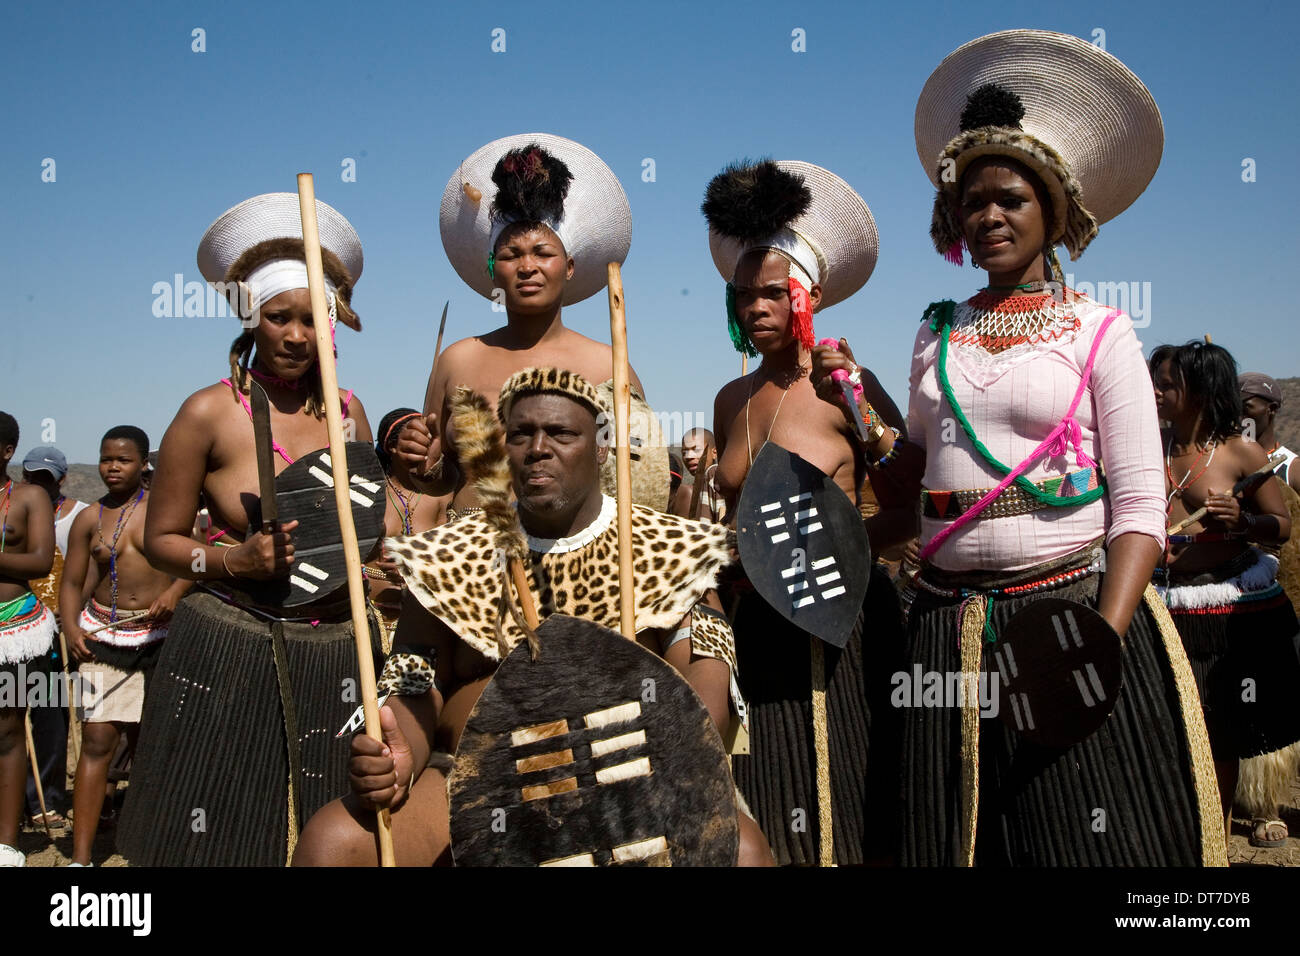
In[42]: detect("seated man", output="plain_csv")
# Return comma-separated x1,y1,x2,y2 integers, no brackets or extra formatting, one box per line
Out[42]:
296,368,770,866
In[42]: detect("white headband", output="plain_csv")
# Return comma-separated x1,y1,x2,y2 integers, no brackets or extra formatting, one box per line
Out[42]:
488,217,572,257
244,259,338,313
735,228,822,290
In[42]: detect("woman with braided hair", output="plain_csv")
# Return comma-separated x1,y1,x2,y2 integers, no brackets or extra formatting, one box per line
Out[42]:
118,192,390,866
813,30,1221,866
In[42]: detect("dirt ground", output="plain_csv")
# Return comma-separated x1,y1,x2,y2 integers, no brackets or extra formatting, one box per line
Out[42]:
14,769,1300,868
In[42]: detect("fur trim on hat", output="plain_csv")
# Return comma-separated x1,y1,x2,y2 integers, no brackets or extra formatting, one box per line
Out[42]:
222,237,361,331
930,127,1100,263
497,367,604,425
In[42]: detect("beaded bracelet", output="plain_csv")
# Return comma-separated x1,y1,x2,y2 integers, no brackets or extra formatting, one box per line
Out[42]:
867,428,903,470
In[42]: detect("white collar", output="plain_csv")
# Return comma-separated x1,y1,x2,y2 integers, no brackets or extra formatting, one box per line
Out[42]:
524,494,616,554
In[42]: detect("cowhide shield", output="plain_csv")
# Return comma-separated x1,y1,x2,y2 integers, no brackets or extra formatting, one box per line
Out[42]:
233,443,386,608
735,442,871,648
990,598,1124,749
449,614,739,867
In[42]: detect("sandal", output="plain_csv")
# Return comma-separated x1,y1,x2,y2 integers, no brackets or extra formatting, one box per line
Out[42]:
1249,818,1288,848
30,810,68,830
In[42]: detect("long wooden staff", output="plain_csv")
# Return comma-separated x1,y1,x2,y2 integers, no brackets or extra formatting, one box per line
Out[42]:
58,632,80,766
24,713,53,840
608,263,636,640
1167,451,1285,535
297,174,395,867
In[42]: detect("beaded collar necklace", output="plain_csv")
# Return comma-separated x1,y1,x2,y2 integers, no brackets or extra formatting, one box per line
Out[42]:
97,486,146,621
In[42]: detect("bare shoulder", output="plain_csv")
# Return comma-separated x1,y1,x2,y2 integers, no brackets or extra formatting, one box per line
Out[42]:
69,502,98,535
178,381,240,424
11,481,48,511
441,335,491,361
1226,435,1269,470
713,375,752,422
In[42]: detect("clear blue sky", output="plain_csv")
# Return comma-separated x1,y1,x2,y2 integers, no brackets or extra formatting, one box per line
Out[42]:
4,0,1297,464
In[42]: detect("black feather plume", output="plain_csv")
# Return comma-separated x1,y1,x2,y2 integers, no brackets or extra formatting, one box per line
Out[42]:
959,83,1025,131
701,160,811,241
490,144,573,225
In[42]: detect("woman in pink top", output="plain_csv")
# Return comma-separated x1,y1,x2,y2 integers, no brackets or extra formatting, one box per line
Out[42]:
814,31,1221,866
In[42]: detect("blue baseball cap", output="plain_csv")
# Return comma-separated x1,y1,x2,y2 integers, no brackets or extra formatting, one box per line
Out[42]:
22,446,67,479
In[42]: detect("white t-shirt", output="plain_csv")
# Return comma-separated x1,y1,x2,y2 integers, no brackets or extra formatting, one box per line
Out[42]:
1271,445,1297,485
54,500,89,556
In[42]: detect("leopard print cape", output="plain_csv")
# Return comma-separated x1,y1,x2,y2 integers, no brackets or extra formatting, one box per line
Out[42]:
386,496,745,720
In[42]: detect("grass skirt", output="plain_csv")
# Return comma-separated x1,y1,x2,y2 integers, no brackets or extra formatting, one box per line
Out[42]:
117,589,380,866
903,569,1210,866
727,565,905,866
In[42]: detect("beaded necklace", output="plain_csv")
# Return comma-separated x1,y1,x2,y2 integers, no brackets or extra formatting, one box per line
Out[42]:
0,480,11,552
947,284,1083,352
97,487,145,621
924,299,1109,510
1164,436,1216,510
249,366,302,391
385,478,423,535
52,495,66,520
744,359,809,467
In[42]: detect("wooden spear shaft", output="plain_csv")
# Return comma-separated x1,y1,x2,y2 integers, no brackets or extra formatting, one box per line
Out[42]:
608,263,636,640
297,174,395,867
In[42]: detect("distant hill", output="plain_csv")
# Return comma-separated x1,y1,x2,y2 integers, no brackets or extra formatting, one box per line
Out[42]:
10,391,1296,504
62,464,107,504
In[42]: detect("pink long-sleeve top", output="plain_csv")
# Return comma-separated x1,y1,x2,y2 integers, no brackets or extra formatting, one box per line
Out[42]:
908,296,1167,572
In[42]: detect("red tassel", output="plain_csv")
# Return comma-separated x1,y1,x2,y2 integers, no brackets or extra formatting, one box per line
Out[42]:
943,239,964,266
788,277,815,350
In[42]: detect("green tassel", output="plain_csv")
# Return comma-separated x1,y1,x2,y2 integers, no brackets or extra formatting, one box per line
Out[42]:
486,252,495,279
726,283,757,357
983,595,997,643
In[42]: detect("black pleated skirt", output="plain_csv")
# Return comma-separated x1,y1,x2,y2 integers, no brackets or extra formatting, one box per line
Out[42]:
117,589,380,867
903,572,1205,866
728,565,905,866
1168,591,1300,761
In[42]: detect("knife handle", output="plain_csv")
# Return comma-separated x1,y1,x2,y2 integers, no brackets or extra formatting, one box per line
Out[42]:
817,337,864,403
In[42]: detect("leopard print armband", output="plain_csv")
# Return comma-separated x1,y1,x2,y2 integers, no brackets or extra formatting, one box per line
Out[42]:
690,605,747,727
377,645,438,697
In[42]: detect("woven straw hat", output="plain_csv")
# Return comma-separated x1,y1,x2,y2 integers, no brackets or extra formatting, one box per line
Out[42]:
915,29,1163,230
440,133,631,305
707,161,878,311
197,192,363,286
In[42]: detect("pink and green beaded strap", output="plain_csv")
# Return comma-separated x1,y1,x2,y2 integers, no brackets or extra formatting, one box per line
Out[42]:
919,301,1121,561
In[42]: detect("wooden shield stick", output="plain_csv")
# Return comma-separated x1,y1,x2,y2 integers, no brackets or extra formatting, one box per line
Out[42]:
58,632,81,766
25,713,52,840
296,173,395,867
608,263,636,640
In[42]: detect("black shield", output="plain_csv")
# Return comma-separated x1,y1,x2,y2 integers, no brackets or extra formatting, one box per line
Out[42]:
990,598,1125,749
449,614,739,867
736,442,871,647
233,442,386,608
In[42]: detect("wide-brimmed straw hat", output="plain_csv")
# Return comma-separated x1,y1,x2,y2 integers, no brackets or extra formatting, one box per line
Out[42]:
197,192,364,329
440,133,631,305
706,160,877,311
197,192,363,286
915,29,1162,261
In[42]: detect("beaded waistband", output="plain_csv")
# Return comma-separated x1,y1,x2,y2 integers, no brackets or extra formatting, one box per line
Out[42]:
922,464,1104,521
912,542,1104,600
